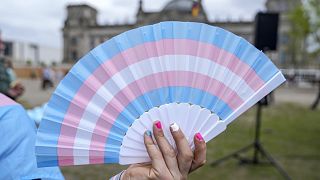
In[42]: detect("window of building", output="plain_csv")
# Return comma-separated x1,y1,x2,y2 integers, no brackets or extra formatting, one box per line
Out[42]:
84,9,91,18
100,37,106,44
280,34,289,44
71,37,78,46
71,51,78,60
90,36,95,49
3,42,13,56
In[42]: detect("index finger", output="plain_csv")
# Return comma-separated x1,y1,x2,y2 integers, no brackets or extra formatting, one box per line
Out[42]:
170,123,193,177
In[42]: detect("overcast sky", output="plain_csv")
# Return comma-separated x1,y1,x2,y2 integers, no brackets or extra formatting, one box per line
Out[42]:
0,0,266,49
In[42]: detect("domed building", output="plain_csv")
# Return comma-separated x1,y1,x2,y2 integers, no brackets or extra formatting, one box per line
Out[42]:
136,0,208,23
62,0,294,67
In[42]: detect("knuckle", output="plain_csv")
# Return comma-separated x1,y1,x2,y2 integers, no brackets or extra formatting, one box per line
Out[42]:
199,159,207,166
146,144,154,149
181,175,188,180
176,173,184,180
163,175,174,180
171,172,183,180
194,159,206,167
156,131,165,137
145,140,153,146
165,147,176,158
175,131,185,140
160,172,174,180
182,151,194,161
124,169,134,178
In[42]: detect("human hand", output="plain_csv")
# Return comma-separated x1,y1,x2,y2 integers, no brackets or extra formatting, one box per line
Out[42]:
121,121,207,180
7,83,24,99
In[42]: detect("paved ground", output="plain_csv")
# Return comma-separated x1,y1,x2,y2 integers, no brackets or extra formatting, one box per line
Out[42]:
18,78,55,107
18,78,319,108
274,84,318,107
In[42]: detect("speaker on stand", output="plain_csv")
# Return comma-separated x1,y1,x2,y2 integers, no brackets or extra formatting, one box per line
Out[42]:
211,12,291,180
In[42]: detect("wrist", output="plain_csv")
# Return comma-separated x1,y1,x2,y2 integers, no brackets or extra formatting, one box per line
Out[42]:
119,170,126,180
110,170,126,180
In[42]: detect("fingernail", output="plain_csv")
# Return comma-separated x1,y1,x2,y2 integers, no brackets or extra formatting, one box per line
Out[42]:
195,133,204,141
170,123,179,132
145,130,152,137
155,121,162,129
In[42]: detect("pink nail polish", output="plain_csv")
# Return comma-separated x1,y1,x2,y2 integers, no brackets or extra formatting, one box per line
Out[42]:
155,121,162,129
195,133,204,141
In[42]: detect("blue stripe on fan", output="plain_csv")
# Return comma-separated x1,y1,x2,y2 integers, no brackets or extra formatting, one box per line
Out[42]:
37,21,280,166
88,21,277,82
158,22,278,81
62,22,278,129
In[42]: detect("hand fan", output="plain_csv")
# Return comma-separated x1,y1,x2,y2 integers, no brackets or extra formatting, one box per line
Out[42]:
36,21,285,167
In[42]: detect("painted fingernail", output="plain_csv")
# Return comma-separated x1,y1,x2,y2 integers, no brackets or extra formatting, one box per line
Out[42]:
145,130,152,137
170,123,179,132
195,133,204,141
155,121,162,129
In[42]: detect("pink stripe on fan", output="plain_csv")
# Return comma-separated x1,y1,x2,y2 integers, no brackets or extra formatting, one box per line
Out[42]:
57,39,264,165
58,71,244,165
0,93,16,107
85,71,244,164
98,39,264,91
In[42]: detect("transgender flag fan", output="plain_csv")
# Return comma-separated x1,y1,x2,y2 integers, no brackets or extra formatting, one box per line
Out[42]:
35,21,285,167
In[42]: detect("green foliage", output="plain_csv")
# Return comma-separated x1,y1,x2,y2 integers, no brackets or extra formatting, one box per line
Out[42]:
308,0,320,29
307,0,320,56
288,3,311,66
289,5,310,37
287,0,320,66
60,103,320,179
26,60,32,66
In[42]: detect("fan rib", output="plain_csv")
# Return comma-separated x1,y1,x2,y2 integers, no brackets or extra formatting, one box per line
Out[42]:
36,22,285,167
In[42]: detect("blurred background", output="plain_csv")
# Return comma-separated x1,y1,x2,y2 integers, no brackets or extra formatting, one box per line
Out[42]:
0,0,319,179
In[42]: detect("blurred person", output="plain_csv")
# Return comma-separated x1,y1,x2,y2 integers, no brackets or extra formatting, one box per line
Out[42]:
0,93,64,179
0,57,10,93
5,59,16,83
311,76,320,110
41,64,54,90
54,67,64,84
5,59,25,98
0,58,24,100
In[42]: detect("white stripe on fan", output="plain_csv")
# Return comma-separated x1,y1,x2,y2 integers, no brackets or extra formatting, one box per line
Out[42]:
73,54,255,165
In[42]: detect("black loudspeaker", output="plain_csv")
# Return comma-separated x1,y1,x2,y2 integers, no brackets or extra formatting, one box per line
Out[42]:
254,12,279,51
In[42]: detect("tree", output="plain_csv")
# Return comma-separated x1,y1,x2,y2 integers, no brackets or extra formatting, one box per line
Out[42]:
306,0,320,59
287,3,310,67
305,0,320,109
288,0,320,109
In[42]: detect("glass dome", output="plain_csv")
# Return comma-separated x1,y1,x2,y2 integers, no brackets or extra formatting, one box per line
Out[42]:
163,0,194,12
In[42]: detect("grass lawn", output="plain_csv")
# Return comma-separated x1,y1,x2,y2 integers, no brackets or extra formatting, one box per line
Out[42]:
57,103,320,179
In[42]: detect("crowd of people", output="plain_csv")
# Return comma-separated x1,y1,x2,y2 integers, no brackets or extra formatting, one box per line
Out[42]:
0,56,66,101
41,64,65,91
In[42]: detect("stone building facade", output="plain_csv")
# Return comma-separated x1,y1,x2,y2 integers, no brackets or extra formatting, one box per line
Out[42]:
62,0,296,67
